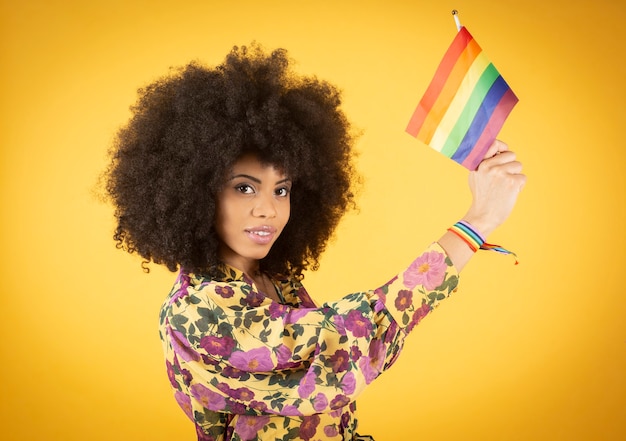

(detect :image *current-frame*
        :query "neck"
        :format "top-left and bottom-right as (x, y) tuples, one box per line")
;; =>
(230, 262), (260, 278)
(218, 250), (261, 277)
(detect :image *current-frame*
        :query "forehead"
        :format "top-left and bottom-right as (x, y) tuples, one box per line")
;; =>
(229, 153), (289, 178)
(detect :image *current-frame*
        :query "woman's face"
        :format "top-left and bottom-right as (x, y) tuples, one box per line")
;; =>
(214, 154), (291, 273)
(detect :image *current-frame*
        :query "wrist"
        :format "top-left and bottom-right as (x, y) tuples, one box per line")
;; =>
(460, 215), (496, 239)
(448, 219), (518, 264)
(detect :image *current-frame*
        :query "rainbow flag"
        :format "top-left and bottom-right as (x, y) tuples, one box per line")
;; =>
(406, 26), (518, 170)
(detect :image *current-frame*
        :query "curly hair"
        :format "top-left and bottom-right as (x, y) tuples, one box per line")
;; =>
(105, 44), (358, 277)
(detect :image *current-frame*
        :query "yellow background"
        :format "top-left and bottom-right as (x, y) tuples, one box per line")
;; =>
(1, 0), (624, 439)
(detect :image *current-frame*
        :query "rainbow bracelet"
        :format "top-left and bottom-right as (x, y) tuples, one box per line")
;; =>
(448, 220), (518, 264)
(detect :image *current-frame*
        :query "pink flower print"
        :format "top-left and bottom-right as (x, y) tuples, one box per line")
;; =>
(275, 344), (291, 363)
(214, 285), (234, 298)
(329, 394), (350, 409)
(284, 308), (310, 325)
(249, 400), (268, 413)
(229, 347), (274, 372)
(234, 415), (271, 441)
(174, 391), (193, 420)
(200, 353), (219, 366)
(349, 345), (362, 362)
(358, 356), (379, 385)
(384, 320), (399, 344)
(195, 425), (215, 441)
(407, 303), (432, 332)
(222, 366), (245, 378)
(299, 414), (321, 441)
(217, 383), (252, 402)
(324, 424), (339, 437)
(344, 310), (372, 338)
(169, 272), (191, 304)
(216, 382), (233, 395)
(328, 349), (350, 373)
(341, 410), (351, 427)
(169, 328), (200, 362)
(199, 335), (236, 357)
(228, 400), (246, 415)
(312, 392), (328, 412)
(231, 387), (255, 401)
(403, 250), (447, 291)
(340, 371), (356, 395)
(166, 360), (178, 388)
(189, 384), (226, 411)
(358, 340), (386, 385)
(180, 368), (193, 387)
(368, 339), (386, 372)
(331, 314), (347, 336)
(298, 369), (317, 399)
(269, 302), (288, 319)
(282, 404), (301, 416)
(373, 286), (387, 304)
(329, 408), (342, 418)
(395, 290), (413, 312)
(245, 290), (265, 307)
(374, 298), (385, 313)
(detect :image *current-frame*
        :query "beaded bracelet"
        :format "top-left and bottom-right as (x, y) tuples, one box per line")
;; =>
(448, 220), (518, 264)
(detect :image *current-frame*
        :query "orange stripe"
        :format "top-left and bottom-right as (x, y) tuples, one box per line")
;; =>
(448, 227), (479, 252)
(416, 37), (483, 145)
(430, 53), (492, 152)
(406, 27), (472, 137)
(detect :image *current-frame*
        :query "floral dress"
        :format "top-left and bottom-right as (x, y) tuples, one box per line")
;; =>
(159, 243), (459, 440)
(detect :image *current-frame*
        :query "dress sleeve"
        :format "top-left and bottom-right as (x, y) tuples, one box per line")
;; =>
(160, 242), (459, 419)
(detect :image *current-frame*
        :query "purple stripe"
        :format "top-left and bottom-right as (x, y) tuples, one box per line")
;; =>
(451, 76), (510, 163)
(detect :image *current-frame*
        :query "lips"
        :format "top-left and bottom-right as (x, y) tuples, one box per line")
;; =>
(245, 225), (278, 245)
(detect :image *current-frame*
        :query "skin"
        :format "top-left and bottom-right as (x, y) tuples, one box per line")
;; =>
(437, 140), (526, 271)
(214, 153), (292, 301)
(215, 140), (525, 297)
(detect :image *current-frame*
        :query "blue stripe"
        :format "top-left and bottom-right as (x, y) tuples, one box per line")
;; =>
(456, 222), (484, 244)
(451, 75), (510, 163)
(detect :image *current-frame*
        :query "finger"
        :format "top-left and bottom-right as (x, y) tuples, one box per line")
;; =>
(495, 139), (509, 153)
(507, 172), (527, 192)
(483, 139), (509, 159)
(478, 150), (517, 170)
(499, 160), (523, 175)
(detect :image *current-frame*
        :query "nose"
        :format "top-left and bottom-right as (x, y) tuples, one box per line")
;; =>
(252, 192), (277, 218)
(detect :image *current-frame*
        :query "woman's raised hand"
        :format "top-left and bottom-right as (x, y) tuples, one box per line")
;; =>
(437, 140), (526, 271)
(462, 140), (526, 238)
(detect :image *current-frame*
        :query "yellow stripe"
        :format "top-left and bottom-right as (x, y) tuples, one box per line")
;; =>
(429, 52), (491, 152)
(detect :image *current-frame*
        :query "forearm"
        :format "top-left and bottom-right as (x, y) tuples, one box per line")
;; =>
(437, 229), (476, 273)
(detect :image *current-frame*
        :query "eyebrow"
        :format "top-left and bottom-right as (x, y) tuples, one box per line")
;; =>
(228, 174), (291, 185)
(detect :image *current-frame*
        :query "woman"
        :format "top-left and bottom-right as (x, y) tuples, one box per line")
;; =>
(105, 44), (525, 440)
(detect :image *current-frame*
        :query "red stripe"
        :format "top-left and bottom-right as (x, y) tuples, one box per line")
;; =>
(461, 88), (519, 170)
(448, 227), (479, 252)
(418, 39), (483, 145)
(406, 27), (473, 137)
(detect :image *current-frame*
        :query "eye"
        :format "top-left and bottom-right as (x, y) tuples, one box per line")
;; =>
(235, 184), (255, 194)
(275, 186), (291, 197)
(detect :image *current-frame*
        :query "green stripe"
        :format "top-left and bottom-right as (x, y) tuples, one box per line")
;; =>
(440, 63), (499, 158)
(456, 222), (483, 245)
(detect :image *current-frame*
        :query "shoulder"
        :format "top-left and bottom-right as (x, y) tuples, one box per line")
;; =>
(163, 266), (248, 308)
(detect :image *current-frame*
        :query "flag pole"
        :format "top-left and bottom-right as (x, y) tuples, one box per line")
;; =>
(452, 10), (462, 31)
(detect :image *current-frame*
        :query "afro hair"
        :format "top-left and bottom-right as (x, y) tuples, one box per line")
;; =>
(105, 43), (358, 277)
